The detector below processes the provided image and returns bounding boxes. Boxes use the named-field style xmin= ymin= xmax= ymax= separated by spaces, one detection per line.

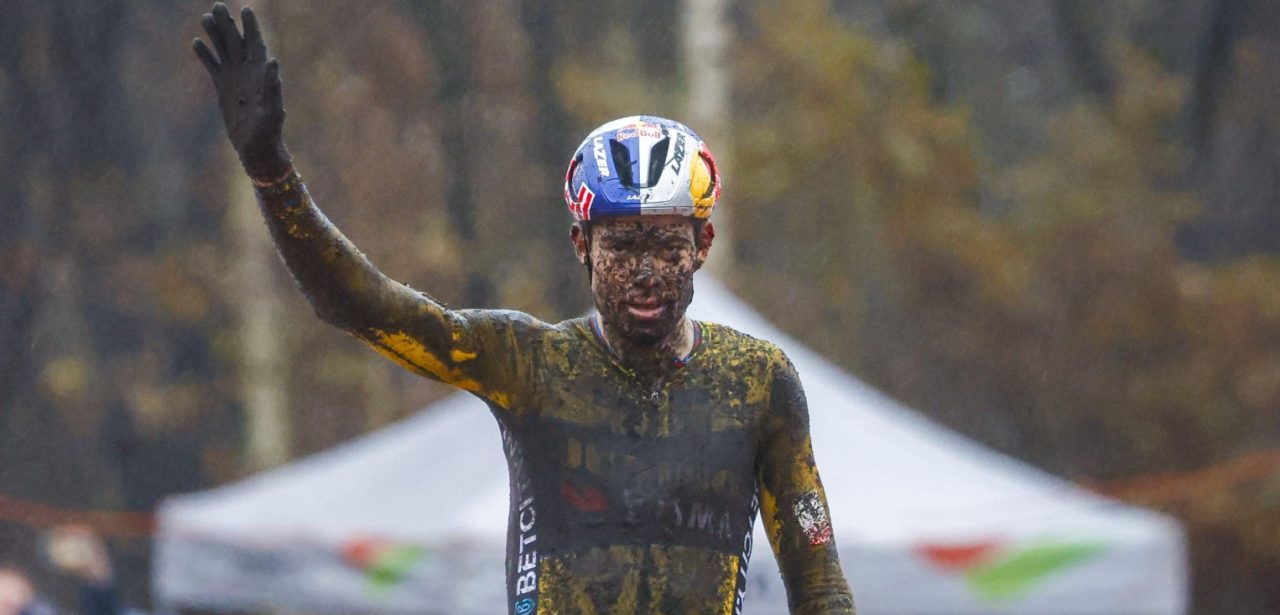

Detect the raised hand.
xmin=193 ymin=3 xmax=292 ymax=182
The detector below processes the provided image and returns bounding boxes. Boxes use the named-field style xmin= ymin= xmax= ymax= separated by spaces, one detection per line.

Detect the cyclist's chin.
xmin=609 ymin=309 xmax=681 ymax=345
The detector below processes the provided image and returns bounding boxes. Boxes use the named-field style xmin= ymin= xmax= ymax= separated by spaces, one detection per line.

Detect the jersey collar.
xmin=588 ymin=313 xmax=702 ymax=369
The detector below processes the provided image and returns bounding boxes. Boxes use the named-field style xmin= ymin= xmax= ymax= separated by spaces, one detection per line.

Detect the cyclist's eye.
xmin=600 ymin=242 xmax=629 ymax=253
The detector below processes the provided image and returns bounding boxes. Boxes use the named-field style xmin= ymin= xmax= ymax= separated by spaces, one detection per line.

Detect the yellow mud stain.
xmin=720 ymin=556 xmax=740 ymax=615
xmin=788 ymin=437 xmax=823 ymax=492
xmin=450 ymin=348 xmax=477 ymax=362
xmin=368 ymin=330 xmax=510 ymax=408
xmin=760 ymin=485 xmax=782 ymax=548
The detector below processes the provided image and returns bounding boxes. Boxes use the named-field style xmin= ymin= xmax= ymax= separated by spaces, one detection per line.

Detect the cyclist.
xmin=193 ymin=4 xmax=854 ymax=613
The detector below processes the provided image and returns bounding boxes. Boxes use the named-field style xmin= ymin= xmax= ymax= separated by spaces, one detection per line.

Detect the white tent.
xmin=154 ymin=277 xmax=1188 ymax=614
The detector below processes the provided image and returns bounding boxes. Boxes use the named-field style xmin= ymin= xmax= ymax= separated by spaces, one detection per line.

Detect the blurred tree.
xmin=1179 ymin=0 xmax=1280 ymax=259
xmin=0 ymin=0 xmax=223 ymax=517
xmin=1 ymin=1 xmax=1278 ymax=612
xmin=225 ymin=153 xmax=290 ymax=471
xmin=0 ymin=1 xmax=234 ymax=606
xmin=683 ymin=0 xmax=735 ymax=275
xmin=730 ymin=1 xmax=1280 ymax=612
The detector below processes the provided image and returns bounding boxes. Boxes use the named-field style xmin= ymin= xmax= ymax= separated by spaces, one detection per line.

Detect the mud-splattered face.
xmin=572 ymin=216 xmax=712 ymax=349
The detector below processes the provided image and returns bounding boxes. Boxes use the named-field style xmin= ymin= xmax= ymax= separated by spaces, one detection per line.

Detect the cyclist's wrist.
xmin=242 ymin=141 xmax=294 ymax=186
xmin=250 ymin=164 xmax=297 ymax=188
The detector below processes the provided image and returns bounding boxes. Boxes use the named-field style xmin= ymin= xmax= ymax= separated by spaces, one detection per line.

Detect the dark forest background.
xmin=1 ymin=1 xmax=1278 ymax=613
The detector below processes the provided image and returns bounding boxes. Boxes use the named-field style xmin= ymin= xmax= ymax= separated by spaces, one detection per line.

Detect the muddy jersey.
xmin=255 ymin=172 xmax=855 ymax=614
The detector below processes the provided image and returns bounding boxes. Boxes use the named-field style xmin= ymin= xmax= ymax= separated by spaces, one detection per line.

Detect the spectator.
xmin=0 ymin=566 xmax=54 ymax=615
xmin=42 ymin=526 xmax=123 ymax=615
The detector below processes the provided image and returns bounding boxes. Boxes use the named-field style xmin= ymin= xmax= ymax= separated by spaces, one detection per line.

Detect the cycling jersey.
xmin=254 ymin=172 xmax=855 ymax=614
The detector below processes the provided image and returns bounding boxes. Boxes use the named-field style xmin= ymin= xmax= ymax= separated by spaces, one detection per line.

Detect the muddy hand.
xmin=192 ymin=2 xmax=292 ymax=181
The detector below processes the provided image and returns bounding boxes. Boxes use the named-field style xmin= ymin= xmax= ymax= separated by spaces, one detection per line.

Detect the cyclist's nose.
xmin=633 ymin=254 xmax=658 ymax=286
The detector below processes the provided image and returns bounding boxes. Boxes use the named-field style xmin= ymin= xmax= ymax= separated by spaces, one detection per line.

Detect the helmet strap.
xmin=580 ymin=221 xmax=594 ymax=283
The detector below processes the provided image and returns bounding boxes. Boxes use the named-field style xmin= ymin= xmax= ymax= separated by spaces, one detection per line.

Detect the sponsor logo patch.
xmin=669 ymin=132 xmax=687 ymax=172
xmin=561 ymin=479 xmax=608 ymax=512
xmin=616 ymin=125 xmax=665 ymax=141
xmin=502 ymin=425 xmax=539 ymax=613
xmin=732 ymin=488 xmax=760 ymax=615
xmin=592 ymin=137 xmax=609 ymax=177
xmin=794 ymin=491 xmax=832 ymax=546
xmin=515 ymin=496 xmax=538 ymax=596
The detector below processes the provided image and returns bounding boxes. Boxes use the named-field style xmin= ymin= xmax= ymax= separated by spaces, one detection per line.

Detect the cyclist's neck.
xmin=593 ymin=315 xmax=697 ymax=376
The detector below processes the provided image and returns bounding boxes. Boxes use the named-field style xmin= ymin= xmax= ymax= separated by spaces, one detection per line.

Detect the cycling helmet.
xmin=564 ymin=115 xmax=721 ymax=222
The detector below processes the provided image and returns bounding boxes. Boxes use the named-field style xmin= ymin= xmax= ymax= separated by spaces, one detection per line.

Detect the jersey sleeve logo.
xmin=794 ymin=491 xmax=833 ymax=546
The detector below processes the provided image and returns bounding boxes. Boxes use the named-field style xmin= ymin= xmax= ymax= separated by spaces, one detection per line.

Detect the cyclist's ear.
xmin=694 ymin=221 xmax=715 ymax=269
xmin=570 ymin=223 xmax=590 ymax=266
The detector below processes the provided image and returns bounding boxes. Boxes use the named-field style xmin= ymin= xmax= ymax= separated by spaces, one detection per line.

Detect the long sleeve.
xmin=757 ymin=350 xmax=856 ymax=614
xmin=253 ymin=171 xmax=535 ymax=410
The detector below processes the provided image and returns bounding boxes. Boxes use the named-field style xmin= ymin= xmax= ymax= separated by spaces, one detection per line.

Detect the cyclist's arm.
xmin=255 ymin=174 xmax=523 ymax=409
xmin=192 ymin=4 xmax=524 ymax=409
xmin=758 ymin=350 xmax=856 ymax=614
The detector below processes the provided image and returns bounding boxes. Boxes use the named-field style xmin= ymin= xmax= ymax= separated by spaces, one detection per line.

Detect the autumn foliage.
xmin=0 ymin=1 xmax=1277 ymax=613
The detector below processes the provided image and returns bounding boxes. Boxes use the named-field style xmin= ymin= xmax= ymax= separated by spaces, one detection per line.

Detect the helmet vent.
xmin=609 ymin=139 xmax=634 ymax=187
xmin=647 ymin=137 xmax=670 ymax=189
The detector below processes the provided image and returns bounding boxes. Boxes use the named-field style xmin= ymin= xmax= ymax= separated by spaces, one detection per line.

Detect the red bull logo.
xmin=615 ymin=122 xmax=665 ymax=141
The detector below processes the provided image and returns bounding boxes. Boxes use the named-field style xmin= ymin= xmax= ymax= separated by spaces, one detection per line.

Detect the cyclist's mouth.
xmin=625 ymin=300 xmax=666 ymax=320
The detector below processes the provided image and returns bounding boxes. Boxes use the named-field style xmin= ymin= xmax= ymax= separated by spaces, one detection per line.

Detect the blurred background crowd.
xmin=1 ymin=1 xmax=1278 ymax=613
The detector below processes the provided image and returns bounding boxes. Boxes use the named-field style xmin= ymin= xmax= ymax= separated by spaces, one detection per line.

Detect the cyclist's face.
xmin=574 ymin=216 xmax=712 ymax=345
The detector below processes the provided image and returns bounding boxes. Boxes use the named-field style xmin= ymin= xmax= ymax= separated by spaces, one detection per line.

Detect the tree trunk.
xmin=226 ymin=153 xmax=291 ymax=472
xmin=683 ymin=0 xmax=735 ymax=276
